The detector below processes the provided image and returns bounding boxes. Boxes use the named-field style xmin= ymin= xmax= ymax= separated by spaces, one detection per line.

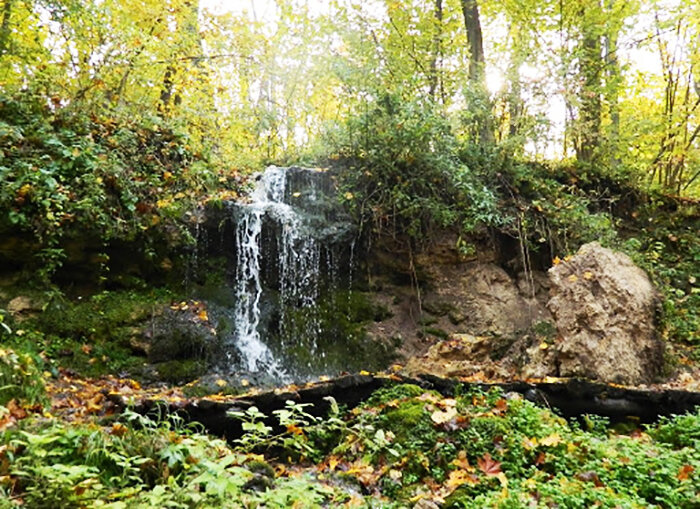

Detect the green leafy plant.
xmin=328 ymin=92 xmax=503 ymax=246
xmin=0 ymin=347 xmax=46 ymax=406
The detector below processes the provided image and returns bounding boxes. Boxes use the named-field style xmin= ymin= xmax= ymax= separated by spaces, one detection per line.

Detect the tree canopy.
xmin=0 ymin=0 xmax=697 ymax=193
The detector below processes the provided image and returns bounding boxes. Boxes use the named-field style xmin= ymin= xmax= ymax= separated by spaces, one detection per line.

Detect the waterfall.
xmin=229 ymin=166 xmax=352 ymax=377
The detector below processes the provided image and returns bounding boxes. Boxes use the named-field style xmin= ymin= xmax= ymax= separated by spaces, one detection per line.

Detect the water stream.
xmin=226 ymin=166 xmax=356 ymax=380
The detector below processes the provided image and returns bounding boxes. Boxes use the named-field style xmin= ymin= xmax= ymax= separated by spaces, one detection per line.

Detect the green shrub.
xmin=0 ymin=347 xmax=45 ymax=406
xmin=328 ymin=92 xmax=503 ymax=245
xmin=0 ymin=93 xmax=218 ymax=280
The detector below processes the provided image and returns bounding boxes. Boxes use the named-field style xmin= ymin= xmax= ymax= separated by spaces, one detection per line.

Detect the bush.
xmin=327 ymin=92 xmax=503 ymax=246
xmin=0 ymin=93 xmax=216 ymax=279
xmin=0 ymin=347 xmax=45 ymax=406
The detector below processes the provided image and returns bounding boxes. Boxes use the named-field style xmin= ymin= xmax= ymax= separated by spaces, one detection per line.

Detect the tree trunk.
xmin=460 ymin=0 xmax=493 ymax=143
xmin=461 ymin=0 xmax=485 ymax=84
xmin=0 ymin=0 xmax=14 ymax=57
xmin=604 ymin=0 xmax=621 ymax=164
xmin=428 ymin=0 xmax=443 ymax=101
xmin=576 ymin=2 xmax=602 ymax=163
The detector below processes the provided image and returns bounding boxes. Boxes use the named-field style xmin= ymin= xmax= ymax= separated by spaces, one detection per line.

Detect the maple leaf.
xmin=446 ymin=469 xmax=479 ymax=490
xmin=677 ymin=464 xmax=694 ymax=481
xmin=477 ymin=453 xmax=502 ymax=476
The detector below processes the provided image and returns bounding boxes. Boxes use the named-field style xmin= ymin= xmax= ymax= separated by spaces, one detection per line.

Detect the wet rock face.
xmin=547 ymin=242 xmax=664 ymax=384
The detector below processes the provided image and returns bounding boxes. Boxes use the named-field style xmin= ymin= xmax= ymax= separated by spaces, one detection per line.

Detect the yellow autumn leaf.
xmin=328 ymin=457 xmax=339 ymax=471
xmin=451 ymin=450 xmax=472 ymax=470
xmin=522 ymin=437 xmax=538 ymax=449
xmin=539 ymin=342 xmax=549 ymax=350
xmin=198 ymin=310 xmax=209 ymax=321
xmin=446 ymin=469 xmax=479 ymax=490
xmin=540 ymin=433 xmax=562 ymax=447
xmin=583 ymin=271 xmax=593 ymax=280
xmin=568 ymin=274 xmax=579 ymax=282
xmin=431 ymin=406 xmax=458 ymax=424
xmin=552 ymin=256 xmax=561 ymax=265
xmin=215 ymin=379 xmax=227 ymax=387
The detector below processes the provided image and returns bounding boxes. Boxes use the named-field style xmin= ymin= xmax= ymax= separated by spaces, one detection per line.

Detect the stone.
xmin=403 ymin=333 xmax=511 ymax=379
xmin=422 ymin=263 xmax=550 ymax=336
xmin=546 ymin=242 xmax=663 ymax=384
xmin=7 ymin=296 xmax=42 ymax=321
xmin=143 ymin=306 xmax=221 ymax=365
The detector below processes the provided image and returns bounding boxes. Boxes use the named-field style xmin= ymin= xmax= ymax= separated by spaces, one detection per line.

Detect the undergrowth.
xmin=2 ymin=385 xmax=698 ymax=507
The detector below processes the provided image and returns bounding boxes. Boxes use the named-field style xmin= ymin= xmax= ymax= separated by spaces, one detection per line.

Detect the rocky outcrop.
xmin=399 ymin=242 xmax=665 ymax=386
xmin=545 ymin=242 xmax=663 ymax=384
xmin=421 ymin=263 xmax=550 ymax=336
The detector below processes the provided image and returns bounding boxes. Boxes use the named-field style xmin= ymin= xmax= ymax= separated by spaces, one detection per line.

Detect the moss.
xmin=18 ymin=289 xmax=174 ymax=377
xmin=382 ymin=401 xmax=429 ymax=435
xmin=37 ymin=289 xmax=171 ymax=343
xmin=154 ymin=359 xmax=206 ymax=384
xmin=245 ymin=459 xmax=275 ymax=478
xmin=365 ymin=384 xmax=427 ymax=406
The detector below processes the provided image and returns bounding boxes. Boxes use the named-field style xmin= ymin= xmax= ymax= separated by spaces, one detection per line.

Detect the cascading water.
xmin=226 ymin=166 xmax=356 ymax=380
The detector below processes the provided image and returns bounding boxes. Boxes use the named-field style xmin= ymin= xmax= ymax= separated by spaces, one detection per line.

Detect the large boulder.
xmin=546 ymin=242 xmax=663 ymax=384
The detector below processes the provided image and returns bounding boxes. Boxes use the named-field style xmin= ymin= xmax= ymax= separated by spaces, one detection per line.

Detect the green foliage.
xmin=0 ymin=93 xmax=214 ymax=280
xmin=649 ymin=408 xmax=700 ymax=449
xmin=329 ymin=93 xmax=503 ymax=245
xmin=229 ymin=397 xmax=347 ymax=463
xmin=3 ymin=386 xmax=700 ymax=507
xmin=619 ymin=200 xmax=700 ymax=345
xmin=0 ymin=409 xmax=348 ymax=508
xmin=242 ymin=384 xmax=700 ymax=507
xmin=0 ymin=347 xmax=46 ymax=406
xmin=492 ymin=160 xmax=620 ymax=255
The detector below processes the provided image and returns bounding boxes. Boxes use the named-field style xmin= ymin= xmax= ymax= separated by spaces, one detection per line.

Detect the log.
xmin=124 ymin=374 xmax=700 ymax=441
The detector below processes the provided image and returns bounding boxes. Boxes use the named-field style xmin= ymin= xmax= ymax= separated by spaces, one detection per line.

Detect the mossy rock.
xmin=147 ymin=307 xmax=222 ymax=363
xmin=154 ymin=359 xmax=206 ymax=384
